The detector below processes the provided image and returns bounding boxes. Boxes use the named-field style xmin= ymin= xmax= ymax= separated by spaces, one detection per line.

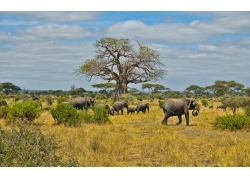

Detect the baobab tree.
xmin=74 ymin=37 xmax=167 ymax=101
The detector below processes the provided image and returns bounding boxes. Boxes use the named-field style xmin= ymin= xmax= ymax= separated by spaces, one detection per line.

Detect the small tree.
xmin=92 ymin=83 xmax=116 ymax=97
xmin=142 ymin=83 xmax=169 ymax=99
xmin=0 ymin=82 xmax=22 ymax=95
xmin=222 ymin=96 xmax=250 ymax=115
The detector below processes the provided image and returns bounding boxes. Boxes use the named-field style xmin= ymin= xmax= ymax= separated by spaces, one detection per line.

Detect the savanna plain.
xmin=1 ymin=99 xmax=250 ymax=167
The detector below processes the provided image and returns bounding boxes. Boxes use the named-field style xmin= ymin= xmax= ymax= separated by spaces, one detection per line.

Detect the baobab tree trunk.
xmin=114 ymin=78 xmax=128 ymax=101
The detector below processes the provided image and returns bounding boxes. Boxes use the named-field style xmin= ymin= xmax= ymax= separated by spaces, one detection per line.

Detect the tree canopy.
xmin=0 ymin=82 xmax=21 ymax=94
xmin=205 ymin=80 xmax=245 ymax=96
xmin=73 ymin=37 xmax=167 ymax=101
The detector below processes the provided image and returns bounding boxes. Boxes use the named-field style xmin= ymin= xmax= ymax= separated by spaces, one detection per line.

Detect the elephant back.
xmin=113 ymin=101 xmax=128 ymax=110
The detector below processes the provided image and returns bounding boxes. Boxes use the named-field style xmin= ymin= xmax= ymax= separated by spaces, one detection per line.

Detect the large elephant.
xmin=96 ymin=104 xmax=114 ymax=115
xmin=161 ymin=98 xmax=200 ymax=126
xmin=136 ymin=103 xmax=149 ymax=114
xmin=63 ymin=97 xmax=95 ymax=110
xmin=112 ymin=101 xmax=129 ymax=115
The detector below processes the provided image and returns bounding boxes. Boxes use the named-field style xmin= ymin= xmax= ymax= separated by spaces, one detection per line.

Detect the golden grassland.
xmin=1 ymin=99 xmax=250 ymax=167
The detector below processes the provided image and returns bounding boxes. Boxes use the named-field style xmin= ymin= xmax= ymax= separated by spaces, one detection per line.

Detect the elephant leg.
xmin=121 ymin=109 xmax=123 ymax=115
xmin=185 ymin=113 xmax=190 ymax=126
xmin=177 ymin=115 xmax=182 ymax=125
xmin=161 ymin=115 xmax=169 ymax=125
xmin=161 ymin=111 xmax=170 ymax=125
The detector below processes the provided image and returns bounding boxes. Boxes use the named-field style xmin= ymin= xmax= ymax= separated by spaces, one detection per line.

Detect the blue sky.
xmin=1 ymin=2 xmax=250 ymax=91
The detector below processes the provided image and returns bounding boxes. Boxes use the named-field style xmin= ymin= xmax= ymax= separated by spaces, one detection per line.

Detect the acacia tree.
xmin=185 ymin=85 xmax=205 ymax=97
xmin=142 ymin=83 xmax=169 ymax=99
xmin=74 ymin=38 xmax=167 ymax=101
xmin=91 ymin=83 xmax=116 ymax=97
xmin=205 ymin=80 xmax=244 ymax=97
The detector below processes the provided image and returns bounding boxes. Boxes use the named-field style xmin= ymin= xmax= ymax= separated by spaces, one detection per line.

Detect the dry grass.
xmin=1 ymin=99 xmax=250 ymax=167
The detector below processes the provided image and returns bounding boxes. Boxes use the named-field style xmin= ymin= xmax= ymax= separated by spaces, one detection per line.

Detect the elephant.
xmin=23 ymin=97 xmax=39 ymax=102
xmin=217 ymin=105 xmax=226 ymax=111
xmin=161 ymin=98 xmax=200 ymax=126
xmin=136 ymin=103 xmax=149 ymax=114
xmin=209 ymin=105 xmax=214 ymax=109
xmin=127 ymin=107 xmax=137 ymax=115
xmin=63 ymin=97 xmax=95 ymax=110
xmin=0 ymin=100 xmax=7 ymax=106
xmin=112 ymin=101 xmax=129 ymax=115
xmin=96 ymin=104 xmax=114 ymax=115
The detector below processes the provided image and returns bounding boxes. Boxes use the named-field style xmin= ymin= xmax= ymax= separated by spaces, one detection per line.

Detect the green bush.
xmin=244 ymin=106 xmax=250 ymax=116
xmin=91 ymin=106 xmax=109 ymax=124
xmin=50 ymin=104 xmax=82 ymax=127
xmin=158 ymin=100 xmax=164 ymax=108
xmin=56 ymin=97 xmax=69 ymax=104
xmin=45 ymin=95 xmax=54 ymax=106
xmin=0 ymin=106 xmax=8 ymax=119
xmin=78 ymin=109 xmax=93 ymax=123
xmin=201 ymin=99 xmax=208 ymax=107
xmin=5 ymin=100 xmax=42 ymax=125
xmin=50 ymin=104 xmax=110 ymax=126
xmin=212 ymin=114 xmax=250 ymax=131
xmin=0 ymin=122 xmax=78 ymax=167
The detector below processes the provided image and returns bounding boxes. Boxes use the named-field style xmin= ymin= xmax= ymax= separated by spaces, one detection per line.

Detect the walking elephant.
xmin=112 ymin=101 xmax=129 ymax=115
xmin=127 ymin=107 xmax=137 ymax=115
xmin=161 ymin=98 xmax=200 ymax=126
xmin=136 ymin=103 xmax=149 ymax=114
xmin=63 ymin=97 xmax=95 ymax=110
xmin=96 ymin=104 xmax=114 ymax=115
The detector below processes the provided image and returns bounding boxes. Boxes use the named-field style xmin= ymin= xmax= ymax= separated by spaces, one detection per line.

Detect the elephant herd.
xmin=62 ymin=97 xmax=200 ymax=126
xmin=62 ymin=97 xmax=150 ymax=116
xmin=1 ymin=96 xmax=201 ymax=126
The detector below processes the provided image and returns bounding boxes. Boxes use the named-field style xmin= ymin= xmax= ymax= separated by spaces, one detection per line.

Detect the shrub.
xmin=0 ymin=106 xmax=8 ymax=119
xmin=121 ymin=93 xmax=137 ymax=103
xmin=201 ymin=99 xmax=208 ymax=107
xmin=56 ymin=97 xmax=69 ymax=105
xmin=78 ymin=109 xmax=93 ymax=123
xmin=212 ymin=114 xmax=250 ymax=131
xmin=50 ymin=104 xmax=82 ymax=127
xmin=91 ymin=106 xmax=109 ymax=124
xmin=0 ymin=122 xmax=78 ymax=167
xmin=45 ymin=95 xmax=54 ymax=106
xmin=5 ymin=100 xmax=42 ymax=125
xmin=158 ymin=100 xmax=164 ymax=109
xmin=244 ymin=106 xmax=250 ymax=116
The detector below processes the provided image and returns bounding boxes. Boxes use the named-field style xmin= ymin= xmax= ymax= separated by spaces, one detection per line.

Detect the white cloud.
xmin=105 ymin=12 xmax=250 ymax=44
xmin=17 ymin=24 xmax=93 ymax=40
xmin=5 ymin=12 xmax=100 ymax=22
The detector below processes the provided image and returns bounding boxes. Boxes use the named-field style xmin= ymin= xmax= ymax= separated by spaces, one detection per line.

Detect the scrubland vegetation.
xmin=1 ymin=95 xmax=250 ymax=167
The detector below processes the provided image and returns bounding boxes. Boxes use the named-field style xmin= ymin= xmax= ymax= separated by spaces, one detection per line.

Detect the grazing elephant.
xmin=217 ymin=105 xmax=226 ymax=111
xmin=63 ymin=97 xmax=95 ymax=110
xmin=209 ymin=105 xmax=214 ymax=109
xmin=112 ymin=101 xmax=129 ymax=115
xmin=136 ymin=103 xmax=149 ymax=114
xmin=0 ymin=100 xmax=7 ymax=106
xmin=161 ymin=98 xmax=200 ymax=126
xmin=23 ymin=97 xmax=39 ymax=102
xmin=96 ymin=104 xmax=114 ymax=115
xmin=127 ymin=107 xmax=137 ymax=115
